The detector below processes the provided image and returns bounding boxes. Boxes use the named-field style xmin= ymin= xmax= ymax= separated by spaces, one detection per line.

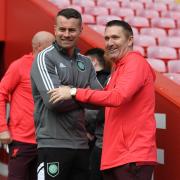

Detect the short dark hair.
xmin=56 ymin=8 xmax=82 ymax=25
xmin=106 ymin=20 xmax=133 ymax=37
xmin=85 ymin=48 xmax=105 ymax=67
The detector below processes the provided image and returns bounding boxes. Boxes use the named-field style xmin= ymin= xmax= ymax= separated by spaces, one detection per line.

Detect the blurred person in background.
xmin=84 ymin=48 xmax=110 ymax=180
xmin=48 ymin=20 xmax=157 ymax=180
xmin=0 ymin=31 xmax=55 ymax=180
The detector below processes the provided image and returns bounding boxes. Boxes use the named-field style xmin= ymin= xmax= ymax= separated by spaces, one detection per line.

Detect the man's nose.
xmin=107 ymin=39 xmax=114 ymax=47
xmin=64 ymin=30 xmax=70 ymax=37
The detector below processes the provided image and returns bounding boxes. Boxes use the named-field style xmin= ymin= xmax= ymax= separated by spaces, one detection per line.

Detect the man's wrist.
xmin=70 ymin=88 xmax=77 ymax=96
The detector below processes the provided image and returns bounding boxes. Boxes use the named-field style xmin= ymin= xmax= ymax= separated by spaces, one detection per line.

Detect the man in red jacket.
xmin=0 ymin=31 xmax=54 ymax=180
xmin=48 ymin=20 xmax=157 ymax=180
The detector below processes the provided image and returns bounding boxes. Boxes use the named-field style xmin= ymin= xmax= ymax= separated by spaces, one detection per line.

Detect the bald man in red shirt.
xmin=0 ymin=31 xmax=54 ymax=180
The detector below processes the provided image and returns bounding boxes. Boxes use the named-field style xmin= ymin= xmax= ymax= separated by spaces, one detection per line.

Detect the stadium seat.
xmin=163 ymin=73 xmax=180 ymax=85
xmin=72 ymin=0 xmax=95 ymax=7
xmin=84 ymin=6 xmax=109 ymax=16
xmin=96 ymin=15 xmax=121 ymax=26
xmin=88 ymin=25 xmax=105 ymax=35
xmin=110 ymin=7 xmax=134 ymax=20
xmin=136 ymin=9 xmax=159 ymax=25
xmin=49 ymin=0 xmax=70 ymax=8
xmin=147 ymin=58 xmax=167 ymax=72
xmin=121 ymin=1 xmax=144 ymax=15
xmin=133 ymin=45 xmax=145 ymax=56
xmin=125 ymin=17 xmax=149 ymax=32
xmin=140 ymin=28 xmax=166 ymax=45
xmin=168 ymin=29 xmax=180 ymax=36
xmin=131 ymin=0 xmax=153 ymax=8
xmin=82 ymin=14 xmax=95 ymax=24
xmin=169 ymin=2 xmax=180 ymax=11
xmin=158 ymin=37 xmax=180 ymax=58
xmin=133 ymin=35 xmax=156 ymax=46
xmin=134 ymin=35 xmax=156 ymax=55
xmin=151 ymin=17 xmax=176 ymax=33
xmin=167 ymin=60 xmax=180 ymax=73
xmin=154 ymin=0 xmax=175 ymax=10
xmin=146 ymin=2 xmax=167 ymax=16
xmin=147 ymin=46 xmax=177 ymax=63
xmin=97 ymin=1 xmax=120 ymax=9
xmin=177 ymin=19 xmax=180 ymax=29
xmin=161 ymin=11 xmax=180 ymax=21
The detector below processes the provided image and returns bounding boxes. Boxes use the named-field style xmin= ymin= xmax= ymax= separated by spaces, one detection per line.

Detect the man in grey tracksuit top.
xmin=31 ymin=41 xmax=101 ymax=149
xmin=31 ymin=41 xmax=101 ymax=177
xmin=30 ymin=8 xmax=102 ymax=180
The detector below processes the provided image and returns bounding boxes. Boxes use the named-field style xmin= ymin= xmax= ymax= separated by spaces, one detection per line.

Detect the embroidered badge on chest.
xmin=47 ymin=162 xmax=59 ymax=177
xmin=77 ymin=61 xmax=85 ymax=71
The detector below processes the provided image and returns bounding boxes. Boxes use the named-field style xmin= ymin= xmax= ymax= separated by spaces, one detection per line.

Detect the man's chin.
xmin=108 ymin=54 xmax=119 ymax=62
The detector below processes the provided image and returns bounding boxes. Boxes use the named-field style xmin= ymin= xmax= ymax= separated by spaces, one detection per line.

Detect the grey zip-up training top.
xmin=30 ymin=42 xmax=102 ymax=149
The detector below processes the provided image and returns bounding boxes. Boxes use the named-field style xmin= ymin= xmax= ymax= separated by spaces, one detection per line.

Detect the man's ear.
xmin=54 ymin=25 xmax=57 ymax=36
xmin=128 ymin=36 xmax=133 ymax=47
xmin=80 ymin=25 xmax=83 ymax=33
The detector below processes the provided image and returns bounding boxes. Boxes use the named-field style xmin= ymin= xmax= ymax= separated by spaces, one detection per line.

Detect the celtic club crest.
xmin=77 ymin=61 xmax=85 ymax=71
xmin=47 ymin=162 xmax=59 ymax=177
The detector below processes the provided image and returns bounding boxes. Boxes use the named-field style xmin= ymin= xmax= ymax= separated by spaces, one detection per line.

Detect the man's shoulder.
xmin=9 ymin=53 xmax=33 ymax=67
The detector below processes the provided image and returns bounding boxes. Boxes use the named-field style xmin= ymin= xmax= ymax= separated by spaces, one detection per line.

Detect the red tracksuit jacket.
xmin=0 ymin=53 xmax=36 ymax=144
xmin=76 ymin=51 xmax=157 ymax=170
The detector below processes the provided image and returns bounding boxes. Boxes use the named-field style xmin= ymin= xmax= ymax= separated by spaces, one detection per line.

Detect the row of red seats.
xmin=50 ymin=0 xmax=180 ymax=13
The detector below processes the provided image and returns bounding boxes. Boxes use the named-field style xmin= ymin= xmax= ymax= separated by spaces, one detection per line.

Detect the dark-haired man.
xmin=84 ymin=48 xmax=109 ymax=180
xmin=31 ymin=8 xmax=101 ymax=180
xmin=48 ymin=20 xmax=157 ymax=180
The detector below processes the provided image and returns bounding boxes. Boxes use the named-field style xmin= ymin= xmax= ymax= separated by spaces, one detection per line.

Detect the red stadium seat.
xmin=167 ymin=60 xmax=180 ymax=73
xmin=133 ymin=34 xmax=156 ymax=56
xmin=84 ymin=6 xmax=109 ymax=16
xmin=110 ymin=7 xmax=134 ymax=20
xmin=136 ymin=9 xmax=159 ymax=25
xmin=88 ymin=25 xmax=105 ymax=35
xmin=177 ymin=19 xmax=180 ymax=29
xmin=49 ymin=0 xmax=70 ymax=8
xmin=125 ymin=17 xmax=149 ymax=32
xmin=97 ymin=1 xmax=120 ymax=9
xmin=146 ymin=2 xmax=167 ymax=16
xmin=154 ymin=0 xmax=175 ymax=10
xmin=147 ymin=46 xmax=177 ymax=63
xmin=169 ymin=2 xmax=180 ymax=11
xmin=140 ymin=28 xmax=166 ymax=45
xmin=147 ymin=58 xmax=167 ymax=72
xmin=96 ymin=15 xmax=121 ymax=25
xmin=168 ymin=29 xmax=180 ymax=36
xmin=134 ymin=35 xmax=156 ymax=53
xmin=72 ymin=0 xmax=95 ymax=7
xmin=151 ymin=17 xmax=176 ymax=33
xmin=158 ymin=37 xmax=180 ymax=57
xmin=161 ymin=11 xmax=180 ymax=21
xmin=131 ymin=0 xmax=153 ymax=8
xmin=163 ymin=73 xmax=180 ymax=85
xmin=82 ymin=14 xmax=95 ymax=24
xmin=121 ymin=1 xmax=144 ymax=15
